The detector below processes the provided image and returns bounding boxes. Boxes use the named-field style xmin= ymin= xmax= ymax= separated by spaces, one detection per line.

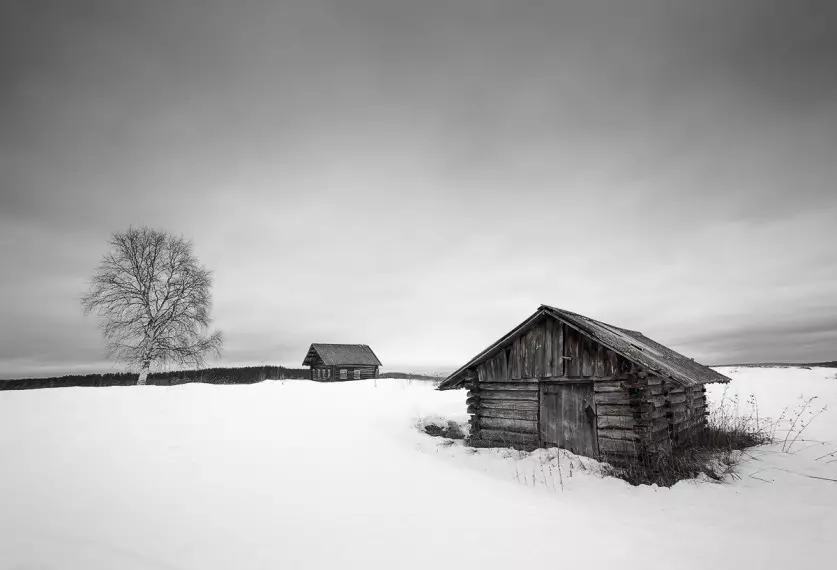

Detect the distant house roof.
xmin=302 ymin=344 xmax=382 ymax=367
xmin=438 ymin=305 xmax=730 ymax=390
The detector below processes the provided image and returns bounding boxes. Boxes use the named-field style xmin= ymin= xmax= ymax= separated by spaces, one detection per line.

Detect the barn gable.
xmin=438 ymin=305 xmax=729 ymax=390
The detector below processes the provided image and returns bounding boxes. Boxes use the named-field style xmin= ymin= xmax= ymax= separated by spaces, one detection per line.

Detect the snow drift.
xmin=0 ymin=367 xmax=834 ymax=569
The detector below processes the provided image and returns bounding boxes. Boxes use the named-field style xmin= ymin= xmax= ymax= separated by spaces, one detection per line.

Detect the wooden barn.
xmin=302 ymin=344 xmax=382 ymax=381
xmin=437 ymin=305 xmax=730 ymax=463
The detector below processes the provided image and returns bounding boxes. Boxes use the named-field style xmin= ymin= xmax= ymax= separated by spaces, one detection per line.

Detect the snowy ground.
xmin=0 ymin=367 xmax=835 ymax=570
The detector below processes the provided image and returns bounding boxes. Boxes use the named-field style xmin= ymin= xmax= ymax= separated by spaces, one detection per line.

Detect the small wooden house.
xmin=302 ymin=344 xmax=382 ymax=381
xmin=437 ymin=305 xmax=730 ymax=462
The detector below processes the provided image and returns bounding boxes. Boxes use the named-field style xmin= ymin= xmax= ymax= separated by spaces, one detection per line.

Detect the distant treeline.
xmin=378 ymin=372 xmax=444 ymax=381
xmin=715 ymin=361 xmax=837 ymax=369
xmin=0 ymin=365 xmax=309 ymax=391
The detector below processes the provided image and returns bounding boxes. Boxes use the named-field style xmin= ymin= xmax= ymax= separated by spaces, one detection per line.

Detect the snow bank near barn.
xmin=0 ymin=369 xmax=835 ymax=570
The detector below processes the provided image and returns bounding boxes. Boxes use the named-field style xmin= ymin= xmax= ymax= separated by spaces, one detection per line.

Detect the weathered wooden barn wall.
xmin=668 ymin=384 xmax=708 ymax=444
xmin=311 ymin=365 xmax=378 ymax=381
xmin=467 ymin=382 xmax=539 ymax=447
xmin=474 ymin=318 xmax=634 ymax=384
xmin=592 ymin=375 xmax=670 ymax=459
xmin=469 ymin=317 xmax=637 ymax=450
xmin=465 ymin=315 xmax=708 ymax=460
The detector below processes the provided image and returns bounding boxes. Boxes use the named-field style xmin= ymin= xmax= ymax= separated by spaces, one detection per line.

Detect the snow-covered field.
xmin=1 ymin=367 xmax=835 ymax=570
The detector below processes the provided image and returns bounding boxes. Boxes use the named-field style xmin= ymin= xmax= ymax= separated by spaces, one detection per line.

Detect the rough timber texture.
xmin=449 ymin=306 xmax=721 ymax=460
xmin=466 ymin=381 xmax=540 ymax=450
xmin=438 ymin=306 xmax=730 ymax=390
xmin=593 ymin=378 xmax=641 ymax=460
xmin=473 ymin=316 xmax=630 ymax=385
xmin=540 ymin=382 xmax=598 ymax=457
xmin=668 ymin=384 xmax=708 ymax=446
xmin=466 ymin=372 xmax=709 ymax=460
xmin=540 ymin=306 xmax=730 ymax=387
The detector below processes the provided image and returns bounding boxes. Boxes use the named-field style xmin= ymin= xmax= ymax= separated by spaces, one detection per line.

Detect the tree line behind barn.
xmin=0 ymin=365 xmax=308 ymax=390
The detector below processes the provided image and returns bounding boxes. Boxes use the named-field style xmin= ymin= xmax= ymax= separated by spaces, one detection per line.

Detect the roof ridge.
xmin=541 ymin=304 xmax=642 ymax=336
xmin=439 ymin=305 xmax=730 ymax=390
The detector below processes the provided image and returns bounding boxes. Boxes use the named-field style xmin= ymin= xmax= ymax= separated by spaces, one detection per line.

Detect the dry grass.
xmin=606 ymin=390 xmax=822 ymax=487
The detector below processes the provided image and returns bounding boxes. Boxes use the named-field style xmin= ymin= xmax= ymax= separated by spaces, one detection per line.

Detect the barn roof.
xmin=438 ymin=305 xmax=730 ymax=390
xmin=302 ymin=344 xmax=382 ymax=367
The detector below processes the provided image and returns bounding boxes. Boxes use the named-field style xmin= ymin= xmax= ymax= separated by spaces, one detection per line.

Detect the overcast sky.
xmin=2 ymin=0 xmax=836 ymax=377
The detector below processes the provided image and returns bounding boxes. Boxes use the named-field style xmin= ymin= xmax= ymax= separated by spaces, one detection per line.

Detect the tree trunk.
xmin=138 ymin=367 xmax=149 ymax=385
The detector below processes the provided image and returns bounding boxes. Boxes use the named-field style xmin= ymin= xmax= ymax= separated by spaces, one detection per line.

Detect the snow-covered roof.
xmin=438 ymin=305 xmax=730 ymax=390
xmin=302 ymin=344 xmax=382 ymax=367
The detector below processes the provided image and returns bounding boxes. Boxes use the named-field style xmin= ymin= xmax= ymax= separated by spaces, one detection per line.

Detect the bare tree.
xmin=82 ymin=227 xmax=223 ymax=385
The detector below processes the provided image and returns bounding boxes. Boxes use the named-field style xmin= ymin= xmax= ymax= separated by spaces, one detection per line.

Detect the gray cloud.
xmin=1 ymin=0 xmax=836 ymax=376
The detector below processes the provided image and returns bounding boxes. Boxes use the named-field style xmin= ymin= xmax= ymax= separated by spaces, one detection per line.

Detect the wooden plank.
xmin=598 ymin=377 xmax=644 ymax=388
xmin=597 ymin=437 xmax=638 ymax=455
xmin=542 ymin=377 xmax=605 ymax=384
xmin=565 ymin=327 xmax=580 ymax=376
xmin=479 ymin=382 xmax=538 ymax=391
xmin=637 ymin=407 xmax=666 ymax=420
xmin=668 ymin=393 xmax=688 ymax=405
xmin=592 ymin=343 xmax=603 ymax=377
xmin=593 ymin=384 xmax=626 ymax=393
xmin=590 ymin=376 xmax=633 ymax=383
xmin=649 ymin=395 xmax=667 ymax=407
xmin=581 ymin=335 xmax=593 ymax=377
xmin=543 ymin=319 xmax=554 ymax=378
xmin=520 ymin=330 xmax=531 ymax=379
xmin=496 ymin=350 xmax=509 ymax=382
xmin=595 ymin=404 xmax=635 ymax=417
xmin=602 ymin=348 xmax=618 ymax=376
xmin=477 ymin=429 xmax=539 ymax=445
xmin=597 ymin=428 xmax=639 ymax=441
xmin=598 ymin=415 xmax=635 ymax=429
xmin=509 ymin=336 xmax=522 ymax=380
xmin=673 ymin=417 xmax=706 ymax=430
xmin=593 ymin=391 xmax=633 ymax=405
xmin=479 ymin=408 xmax=538 ymax=421
xmin=554 ymin=322 xmax=564 ymax=376
xmin=670 ymin=411 xmax=691 ymax=423
xmin=531 ymin=323 xmax=545 ymax=379
xmin=479 ymin=390 xmax=539 ymax=402
xmin=635 ymin=422 xmax=669 ymax=435
xmin=479 ymin=416 xmax=538 ymax=433
xmin=479 ymin=350 xmax=510 ymax=382
xmin=540 ymin=382 xmax=598 ymax=457
xmin=480 ymin=400 xmax=538 ymax=411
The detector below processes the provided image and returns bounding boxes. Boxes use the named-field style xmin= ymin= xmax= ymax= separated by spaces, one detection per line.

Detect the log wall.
xmin=667 ymin=384 xmax=708 ymax=446
xmin=591 ymin=375 xmax=658 ymax=460
xmin=310 ymin=365 xmax=378 ymax=381
xmin=592 ymin=374 xmax=709 ymax=462
xmin=466 ymin=382 xmax=540 ymax=449
xmin=462 ymin=315 xmax=710 ymax=460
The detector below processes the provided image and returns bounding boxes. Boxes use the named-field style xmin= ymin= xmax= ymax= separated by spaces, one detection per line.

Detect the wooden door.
xmin=539 ymin=383 xmax=598 ymax=457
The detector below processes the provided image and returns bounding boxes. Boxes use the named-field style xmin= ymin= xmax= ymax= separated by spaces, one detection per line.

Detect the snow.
xmin=1 ymin=367 xmax=835 ymax=570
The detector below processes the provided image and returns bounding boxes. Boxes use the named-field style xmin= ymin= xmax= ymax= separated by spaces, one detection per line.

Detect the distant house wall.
xmin=310 ymin=365 xmax=378 ymax=382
